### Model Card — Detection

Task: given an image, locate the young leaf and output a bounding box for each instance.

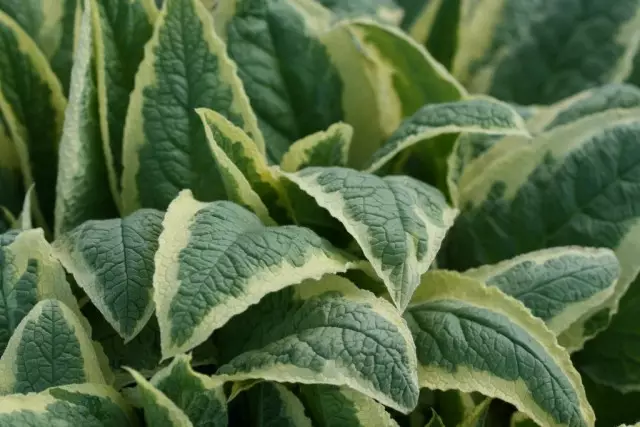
[91,0,158,202]
[365,97,530,173]
[0,0,79,94]
[151,354,228,427]
[53,209,164,342]
[0,228,85,355]
[0,383,137,426]
[121,0,263,213]
[300,384,400,427]
[215,274,420,414]
[452,0,640,104]
[0,299,106,394]
[281,122,353,172]
[244,382,314,427]
[463,247,620,335]
[0,9,67,227]
[283,167,457,310]
[404,270,594,427]
[55,0,118,237]
[153,189,352,359]
[17,185,34,230]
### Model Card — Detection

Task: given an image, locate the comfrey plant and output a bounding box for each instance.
[0,0,639,426]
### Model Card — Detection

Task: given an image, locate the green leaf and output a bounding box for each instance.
[244,382,314,427]
[17,185,34,231]
[215,274,419,414]
[579,374,640,427]
[0,299,106,394]
[53,209,164,341]
[404,270,594,427]
[281,122,353,172]
[151,354,227,427]
[365,97,530,174]
[443,108,640,348]
[153,189,352,359]
[0,119,24,219]
[463,247,620,335]
[0,383,137,426]
[216,0,344,163]
[316,0,403,24]
[0,228,85,355]
[0,9,67,227]
[452,0,640,104]
[425,409,446,427]
[121,0,263,214]
[300,384,399,427]
[283,167,457,310]
[510,412,539,427]
[457,399,493,427]
[0,0,79,94]
[54,0,118,237]
[92,0,157,204]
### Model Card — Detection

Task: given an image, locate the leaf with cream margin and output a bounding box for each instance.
[0,0,79,94]
[282,167,457,310]
[53,209,164,342]
[17,185,34,230]
[0,383,137,426]
[317,0,403,25]
[300,384,400,427]
[243,382,314,427]
[404,270,595,427]
[214,274,420,414]
[463,247,620,335]
[0,228,85,355]
[0,299,106,394]
[55,0,118,238]
[0,9,67,227]
[281,122,353,172]
[121,0,263,213]
[153,189,352,359]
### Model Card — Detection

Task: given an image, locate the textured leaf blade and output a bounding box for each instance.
[154,190,352,359]
[54,209,164,342]
[55,0,118,237]
[215,274,420,414]
[283,167,457,310]
[405,270,594,427]
[281,122,353,172]
[0,299,106,394]
[121,0,262,213]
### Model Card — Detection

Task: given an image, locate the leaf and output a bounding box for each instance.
[300,384,399,427]
[216,0,344,163]
[283,167,457,310]
[579,374,640,427]
[151,354,227,427]
[404,270,594,427]
[92,0,157,202]
[0,9,67,227]
[458,399,493,427]
[53,209,164,342]
[0,299,106,394]
[153,189,352,359]
[215,274,420,414]
[316,0,403,24]
[281,122,353,172]
[54,0,118,238]
[0,228,85,355]
[425,409,446,427]
[244,382,314,427]
[452,0,640,104]
[365,97,530,174]
[17,185,34,230]
[0,0,79,94]
[463,247,620,335]
[0,383,136,426]
[442,108,640,348]
[0,118,24,219]
[121,0,262,213]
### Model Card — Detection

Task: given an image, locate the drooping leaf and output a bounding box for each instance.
[300,384,400,427]
[0,383,137,426]
[452,0,640,104]
[121,0,263,213]
[404,270,594,427]
[215,274,420,414]
[54,209,164,341]
[55,0,118,237]
[463,247,620,335]
[0,299,106,394]
[0,0,79,94]
[0,9,67,227]
[281,122,353,172]
[244,382,314,427]
[92,0,157,203]
[283,167,457,310]
[153,189,352,359]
